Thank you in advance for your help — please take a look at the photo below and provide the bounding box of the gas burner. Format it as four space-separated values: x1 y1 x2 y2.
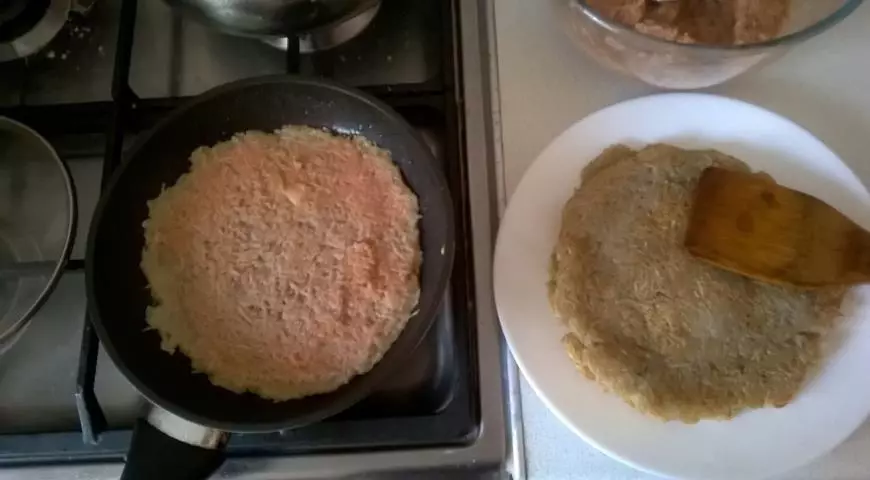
263 1 380 53
0 0 100 63
0 0 68 62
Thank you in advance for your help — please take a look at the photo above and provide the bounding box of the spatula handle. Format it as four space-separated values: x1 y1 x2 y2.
842 224 870 283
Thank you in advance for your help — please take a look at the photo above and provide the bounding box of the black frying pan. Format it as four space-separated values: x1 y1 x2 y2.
85 75 455 480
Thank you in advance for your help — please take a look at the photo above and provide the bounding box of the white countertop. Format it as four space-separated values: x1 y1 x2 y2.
492 1 870 479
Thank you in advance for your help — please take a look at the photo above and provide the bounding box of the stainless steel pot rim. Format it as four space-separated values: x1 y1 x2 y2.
164 0 381 39
261 0 380 53
0 116 77 349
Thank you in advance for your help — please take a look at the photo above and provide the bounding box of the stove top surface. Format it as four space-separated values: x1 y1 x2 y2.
0 0 510 478
0 0 442 107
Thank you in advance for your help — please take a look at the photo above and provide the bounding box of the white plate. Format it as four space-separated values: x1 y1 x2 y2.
494 93 870 480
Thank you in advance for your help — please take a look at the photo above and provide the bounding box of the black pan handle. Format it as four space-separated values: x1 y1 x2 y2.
121 413 228 480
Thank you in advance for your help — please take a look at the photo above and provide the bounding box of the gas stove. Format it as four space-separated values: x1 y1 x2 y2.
0 1 515 478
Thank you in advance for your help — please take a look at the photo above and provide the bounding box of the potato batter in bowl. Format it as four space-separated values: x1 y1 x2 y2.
584 0 790 45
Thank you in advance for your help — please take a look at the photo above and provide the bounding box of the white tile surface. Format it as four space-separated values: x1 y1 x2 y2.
520 375 651 480
492 0 870 478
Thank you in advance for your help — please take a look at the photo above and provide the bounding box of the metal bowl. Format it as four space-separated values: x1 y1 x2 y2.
0 117 76 354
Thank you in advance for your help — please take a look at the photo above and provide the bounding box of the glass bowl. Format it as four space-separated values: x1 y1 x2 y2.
0 117 76 354
564 0 864 89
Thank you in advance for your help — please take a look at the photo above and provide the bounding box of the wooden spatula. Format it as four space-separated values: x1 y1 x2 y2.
684 167 870 288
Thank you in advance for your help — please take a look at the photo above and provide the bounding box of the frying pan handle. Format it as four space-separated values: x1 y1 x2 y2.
121 412 228 480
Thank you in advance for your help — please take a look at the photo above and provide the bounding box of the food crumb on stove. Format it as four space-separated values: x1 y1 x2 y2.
585 0 790 45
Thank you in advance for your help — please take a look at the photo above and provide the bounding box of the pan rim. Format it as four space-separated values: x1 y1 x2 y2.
85 74 455 433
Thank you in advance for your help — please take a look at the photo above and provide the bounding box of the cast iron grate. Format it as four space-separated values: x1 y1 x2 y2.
0 0 479 465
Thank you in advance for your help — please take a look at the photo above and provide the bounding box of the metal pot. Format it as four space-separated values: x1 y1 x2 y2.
0 117 76 354
164 0 381 37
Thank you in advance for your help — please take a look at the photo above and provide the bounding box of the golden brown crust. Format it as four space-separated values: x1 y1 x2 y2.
141 126 420 401
585 0 790 46
548 144 845 422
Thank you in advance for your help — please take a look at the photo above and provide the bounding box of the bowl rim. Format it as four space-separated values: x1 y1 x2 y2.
571 0 865 51
0 116 77 352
